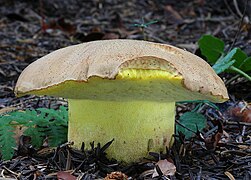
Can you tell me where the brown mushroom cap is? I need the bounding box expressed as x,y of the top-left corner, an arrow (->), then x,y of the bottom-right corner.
15,39 -> 228,102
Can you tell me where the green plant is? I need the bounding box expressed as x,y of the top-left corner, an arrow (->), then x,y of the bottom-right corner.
198,35 -> 251,81
175,34 -> 251,139
131,18 -> 158,40
175,100 -> 218,139
176,111 -> 206,139
0,106 -> 68,160
131,18 -> 158,29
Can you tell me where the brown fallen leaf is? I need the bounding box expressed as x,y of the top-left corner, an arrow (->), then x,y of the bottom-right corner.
0,106 -> 19,115
41,17 -> 76,35
152,159 -> 176,178
74,26 -> 119,42
102,33 -> 120,40
13,123 -> 27,145
57,171 -> 76,180
164,5 -> 183,24
204,120 -> 223,150
17,135 -> 36,156
226,101 -> 251,123
104,171 -> 128,180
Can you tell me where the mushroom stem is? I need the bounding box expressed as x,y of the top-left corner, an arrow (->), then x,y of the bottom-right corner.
68,99 -> 175,163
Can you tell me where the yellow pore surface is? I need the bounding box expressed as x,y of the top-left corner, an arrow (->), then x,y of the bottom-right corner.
28,68 -> 209,102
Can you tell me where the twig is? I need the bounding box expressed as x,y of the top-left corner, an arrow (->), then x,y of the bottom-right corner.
2,166 -> 20,177
224,171 -> 236,180
183,16 -> 235,23
39,0 -> 46,32
225,74 -> 241,85
227,0 -> 248,52
233,0 -> 243,17
226,120 -> 251,126
146,33 -> 169,44
224,0 -> 239,18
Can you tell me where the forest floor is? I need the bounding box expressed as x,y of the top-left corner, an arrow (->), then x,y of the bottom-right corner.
0,0 -> 251,179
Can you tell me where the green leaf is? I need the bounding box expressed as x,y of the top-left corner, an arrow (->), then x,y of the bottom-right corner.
239,57 -> 251,72
176,112 -> 207,139
230,48 -> 247,68
213,59 -> 236,74
212,48 -> 239,74
198,35 -> 225,64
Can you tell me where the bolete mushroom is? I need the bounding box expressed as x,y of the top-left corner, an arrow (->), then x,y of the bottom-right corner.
15,39 -> 228,163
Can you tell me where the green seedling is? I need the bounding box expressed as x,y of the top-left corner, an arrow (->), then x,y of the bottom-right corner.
131,18 -> 158,40
131,18 -> 158,29
198,35 -> 251,81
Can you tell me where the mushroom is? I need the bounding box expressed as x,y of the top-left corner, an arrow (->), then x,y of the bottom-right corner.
15,39 -> 228,163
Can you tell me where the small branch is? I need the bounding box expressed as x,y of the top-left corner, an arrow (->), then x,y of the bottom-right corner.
227,0 -> 248,52
233,0 -> 243,17
225,74 -> 241,85
224,0 -> 239,18
2,166 -> 20,177
226,120 -> 251,126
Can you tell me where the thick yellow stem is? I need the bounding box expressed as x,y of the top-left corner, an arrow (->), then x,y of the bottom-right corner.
68,99 -> 175,163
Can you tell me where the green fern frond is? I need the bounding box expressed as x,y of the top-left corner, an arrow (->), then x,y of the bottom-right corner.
38,107 -> 68,124
23,126 -> 48,148
0,123 -> 16,160
47,125 -> 67,146
0,105 -> 68,160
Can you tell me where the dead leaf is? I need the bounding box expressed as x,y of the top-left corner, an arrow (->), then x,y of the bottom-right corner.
104,171 -> 128,180
102,33 -> 120,40
152,159 -> 176,178
74,26 -> 119,42
0,106 -> 19,115
179,6 -> 196,17
42,18 -> 76,35
204,120 -> 223,150
37,147 -> 56,157
195,0 -> 205,6
13,123 -> 27,145
164,5 -> 183,24
57,171 -> 76,180
57,18 -> 76,34
226,101 -> 251,123
17,135 -> 36,156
